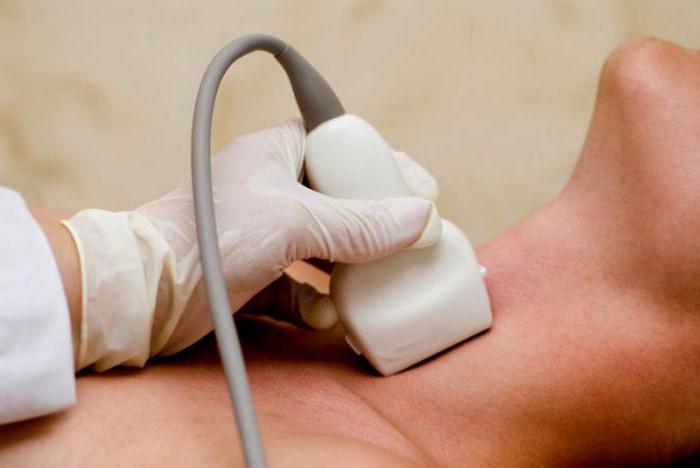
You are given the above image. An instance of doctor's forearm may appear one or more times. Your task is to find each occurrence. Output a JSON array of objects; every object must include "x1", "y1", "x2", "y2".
[{"x1": 30, "y1": 207, "x2": 82, "y2": 364}]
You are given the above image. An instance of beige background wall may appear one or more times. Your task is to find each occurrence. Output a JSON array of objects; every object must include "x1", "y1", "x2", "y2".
[{"x1": 2, "y1": 0, "x2": 699, "y2": 244}]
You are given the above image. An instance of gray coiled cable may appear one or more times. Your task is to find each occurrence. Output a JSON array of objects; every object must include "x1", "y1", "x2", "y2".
[{"x1": 191, "y1": 34, "x2": 344, "y2": 468}]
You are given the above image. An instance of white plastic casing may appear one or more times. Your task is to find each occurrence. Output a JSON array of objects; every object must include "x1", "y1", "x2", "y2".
[
  {"x1": 305, "y1": 114, "x2": 409, "y2": 199},
  {"x1": 305, "y1": 114, "x2": 492, "y2": 375},
  {"x1": 333, "y1": 219, "x2": 491, "y2": 375}
]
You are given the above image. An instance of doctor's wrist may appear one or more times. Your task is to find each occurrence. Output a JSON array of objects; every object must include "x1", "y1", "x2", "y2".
[{"x1": 30, "y1": 207, "x2": 82, "y2": 367}]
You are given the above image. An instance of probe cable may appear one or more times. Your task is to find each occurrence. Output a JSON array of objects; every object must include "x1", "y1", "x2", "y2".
[{"x1": 191, "y1": 34, "x2": 344, "y2": 468}]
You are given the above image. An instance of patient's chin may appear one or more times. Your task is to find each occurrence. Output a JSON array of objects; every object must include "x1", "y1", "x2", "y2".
[{"x1": 559, "y1": 38, "x2": 700, "y2": 301}]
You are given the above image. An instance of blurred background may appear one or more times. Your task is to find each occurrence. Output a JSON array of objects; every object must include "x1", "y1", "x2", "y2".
[{"x1": 1, "y1": 0, "x2": 699, "y2": 244}]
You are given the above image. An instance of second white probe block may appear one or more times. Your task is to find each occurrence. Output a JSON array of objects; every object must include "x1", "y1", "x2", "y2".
[{"x1": 331, "y1": 218, "x2": 492, "y2": 376}]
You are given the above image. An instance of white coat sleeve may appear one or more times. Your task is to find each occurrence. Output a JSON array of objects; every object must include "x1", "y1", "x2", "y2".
[{"x1": 0, "y1": 187, "x2": 76, "y2": 424}]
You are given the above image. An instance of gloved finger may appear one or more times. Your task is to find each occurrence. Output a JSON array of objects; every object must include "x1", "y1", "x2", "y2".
[
  {"x1": 215, "y1": 119, "x2": 306, "y2": 181},
  {"x1": 302, "y1": 195, "x2": 440, "y2": 264},
  {"x1": 392, "y1": 151, "x2": 440, "y2": 201},
  {"x1": 238, "y1": 275, "x2": 338, "y2": 330},
  {"x1": 288, "y1": 277, "x2": 338, "y2": 329}
]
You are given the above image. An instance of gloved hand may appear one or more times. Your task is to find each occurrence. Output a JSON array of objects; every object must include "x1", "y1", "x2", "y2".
[{"x1": 63, "y1": 119, "x2": 439, "y2": 371}]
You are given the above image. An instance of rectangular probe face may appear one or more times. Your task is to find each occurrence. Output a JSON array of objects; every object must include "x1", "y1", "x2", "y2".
[{"x1": 332, "y1": 218, "x2": 492, "y2": 375}]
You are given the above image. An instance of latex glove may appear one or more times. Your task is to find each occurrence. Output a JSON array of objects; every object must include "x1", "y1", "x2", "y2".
[{"x1": 63, "y1": 119, "x2": 439, "y2": 371}]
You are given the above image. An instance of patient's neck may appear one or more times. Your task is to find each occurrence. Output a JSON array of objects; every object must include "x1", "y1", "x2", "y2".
[
  {"x1": 355, "y1": 187, "x2": 700, "y2": 466},
  {"x1": 349, "y1": 47, "x2": 700, "y2": 465}
]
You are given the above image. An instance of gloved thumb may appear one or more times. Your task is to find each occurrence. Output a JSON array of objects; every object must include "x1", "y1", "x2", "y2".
[
  {"x1": 303, "y1": 195, "x2": 440, "y2": 264},
  {"x1": 237, "y1": 274, "x2": 338, "y2": 330}
]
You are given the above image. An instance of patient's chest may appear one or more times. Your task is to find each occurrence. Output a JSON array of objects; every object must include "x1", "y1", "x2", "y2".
[{"x1": 0, "y1": 328, "x2": 423, "y2": 467}]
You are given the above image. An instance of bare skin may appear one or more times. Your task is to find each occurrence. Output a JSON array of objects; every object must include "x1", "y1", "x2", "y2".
[
  {"x1": 29, "y1": 206, "x2": 82, "y2": 361},
  {"x1": 1, "y1": 37, "x2": 700, "y2": 466}
]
